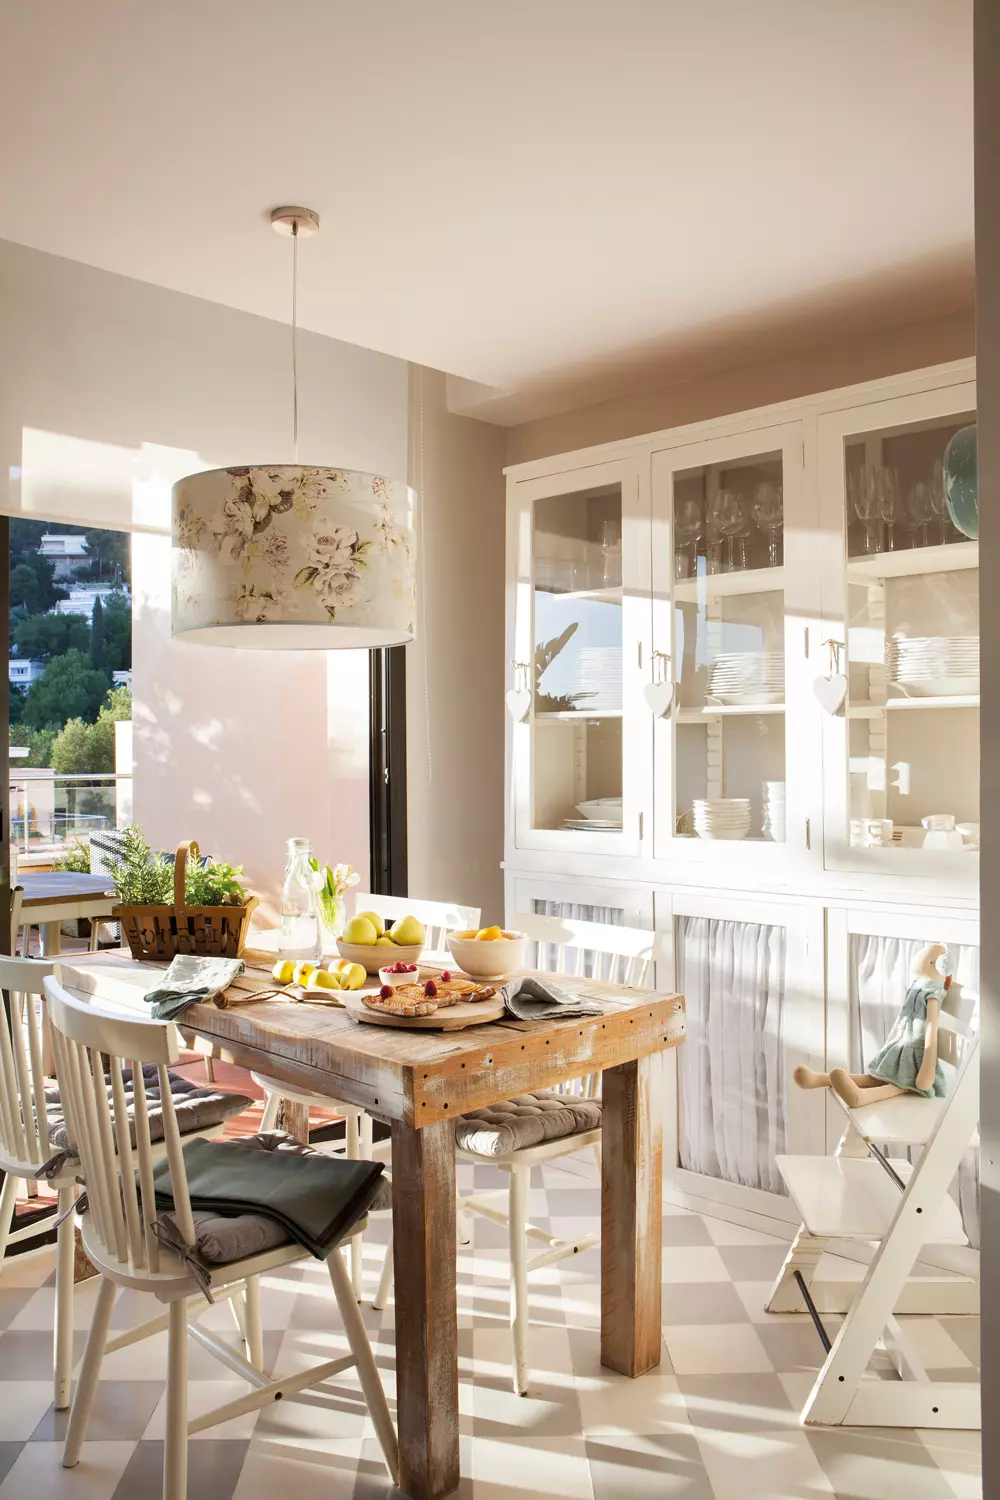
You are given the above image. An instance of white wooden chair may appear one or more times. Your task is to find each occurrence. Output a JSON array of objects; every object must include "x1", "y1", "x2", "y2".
[
  {"x1": 372, "y1": 912, "x2": 666, "y2": 1395},
  {"x1": 43, "y1": 972, "x2": 397, "y2": 1500},
  {"x1": 766, "y1": 986, "x2": 980, "y2": 1428},
  {"x1": 0, "y1": 953, "x2": 77, "y2": 1407},
  {"x1": 251, "y1": 892, "x2": 481, "y2": 1297}
]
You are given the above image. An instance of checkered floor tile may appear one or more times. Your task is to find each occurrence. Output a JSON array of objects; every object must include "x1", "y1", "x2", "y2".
[{"x1": 0, "y1": 1158, "x2": 979, "y2": 1499}]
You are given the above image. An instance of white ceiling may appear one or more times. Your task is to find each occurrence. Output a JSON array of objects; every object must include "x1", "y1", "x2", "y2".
[{"x1": 0, "y1": 0, "x2": 973, "y2": 423}]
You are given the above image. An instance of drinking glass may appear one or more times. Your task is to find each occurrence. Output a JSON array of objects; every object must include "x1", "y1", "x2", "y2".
[
  {"x1": 673, "y1": 497, "x2": 703, "y2": 579},
  {"x1": 707, "y1": 489, "x2": 748, "y2": 572},
  {"x1": 903, "y1": 480, "x2": 934, "y2": 549},
  {"x1": 849, "y1": 464, "x2": 882, "y2": 554},
  {"x1": 751, "y1": 481, "x2": 783, "y2": 567},
  {"x1": 600, "y1": 519, "x2": 622, "y2": 588},
  {"x1": 929, "y1": 457, "x2": 950, "y2": 544}
]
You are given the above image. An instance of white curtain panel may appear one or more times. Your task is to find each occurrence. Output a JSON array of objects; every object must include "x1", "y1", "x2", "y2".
[
  {"x1": 849, "y1": 935, "x2": 980, "y2": 1248},
  {"x1": 677, "y1": 916, "x2": 787, "y2": 1193},
  {"x1": 531, "y1": 899, "x2": 624, "y2": 978}
]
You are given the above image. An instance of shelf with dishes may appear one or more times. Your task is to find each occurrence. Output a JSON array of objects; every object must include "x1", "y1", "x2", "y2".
[
  {"x1": 673, "y1": 567, "x2": 784, "y2": 602},
  {"x1": 562, "y1": 796, "x2": 623, "y2": 833},
  {"x1": 848, "y1": 696, "x2": 979, "y2": 717}
]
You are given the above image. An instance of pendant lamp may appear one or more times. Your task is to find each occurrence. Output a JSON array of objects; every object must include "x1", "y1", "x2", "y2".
[{"x1": 171, "y1": 207, "x2": 416, "y2": 648}]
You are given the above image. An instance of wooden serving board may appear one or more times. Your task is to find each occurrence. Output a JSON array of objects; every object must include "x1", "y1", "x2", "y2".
[{"x1": 341, "y1": 991, "x2": 505, "y2": 1031}]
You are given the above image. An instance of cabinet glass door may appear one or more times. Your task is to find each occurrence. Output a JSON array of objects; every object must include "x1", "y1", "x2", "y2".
[
  {"x1": 651, "y1": 424, "x2": 809, "y2": 863},
  {"x1": 819, "y1": 386, "x2": 978, "y2": 876},
  {"x1": 510, "y1": 459, "x2": 648, "y2": 855}
]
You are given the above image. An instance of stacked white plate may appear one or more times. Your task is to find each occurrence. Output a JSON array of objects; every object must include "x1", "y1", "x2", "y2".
[
  {"x1": 565, "y1": 796, "x2": 623, "y2": 831},
  {"x1": 762, "y1": 781, "x2": 786, "y2": 841},
  {"x1": 707, "y1": 651, "x2": 784, "y2": 705},
  {"x1": 693, "y1": 798, "x2": 751, "y2": 840},
  {"x1": 566, "y1": 647, "x2": 622, "y2": 711},
  {"x1": 886, "y1": 635, "x2": 979, "y2": 697}
]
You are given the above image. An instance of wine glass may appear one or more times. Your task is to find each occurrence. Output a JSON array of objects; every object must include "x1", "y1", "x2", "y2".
[
  {"x1": 929, "y1": 457, "x2": 950, "y2": 545},
  {"x1": 751, "y1": 481, "x2": 783, "y2": 567},
  {"x1": 673, "y1": 498, "x2": 703, "y2": 579},
  {"x1": 849, "y1": 464, "x2": 882, "y2": 555},
  {"x1": 600, "y1": 519, "x2": 622, "y2": 587},
  {"x1": 876, "y1": 465, "x2": 902, "y2": 552},
  {"x1": 903, "y1": 481, "x2": 934, "y2": 549},
  {"x1": 708, "y1": 489, "x2": 748, "y2": 572}
]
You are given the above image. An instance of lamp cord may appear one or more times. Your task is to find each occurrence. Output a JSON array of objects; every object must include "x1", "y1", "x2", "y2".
[{"x1": 291, "y1": 221, "x2": 299, "y2": 463}]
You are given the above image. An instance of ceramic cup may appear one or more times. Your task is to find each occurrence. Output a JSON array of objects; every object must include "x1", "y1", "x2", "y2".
[
  {"x1": 922, "y1": 814, "x2": 957, "y2": 832},
  {"x1": 861, "y1": 818, "x2": 893, "y2": 847},
  {"x1": 957, "y1": 822, "x2": 980, "y2": 848}
]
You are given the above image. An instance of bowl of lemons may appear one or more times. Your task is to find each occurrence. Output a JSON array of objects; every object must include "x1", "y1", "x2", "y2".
[
  {"x1": 446, "y1": 925, "x2": 526, "y2": 980},
  {"x1": 336, "y1": 910, "x2": 425, "y2": 974}
]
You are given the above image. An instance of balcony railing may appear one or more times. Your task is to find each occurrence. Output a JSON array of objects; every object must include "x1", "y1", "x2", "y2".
[{"x1": 8, "y1": 771, "x2": 133, "y2": 855}]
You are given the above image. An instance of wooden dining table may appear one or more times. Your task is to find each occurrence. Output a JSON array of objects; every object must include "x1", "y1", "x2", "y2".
[
  {"x1": 60, "y1": 950, "x2": 685, "y2": 1500},
  {"x1": 19, "y1": 872, "x2": 117, "y2": 955}
]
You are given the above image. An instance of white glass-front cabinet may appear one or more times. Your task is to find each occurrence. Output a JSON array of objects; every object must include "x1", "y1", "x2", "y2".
[
  {"x1": 504, "y1": 873, "x2": 654, "y2": 930},
  {"x1": 657, "y1": 889, "x2": 824, "y2": 1219},
  {"x1": 818, "y1": 382, "x2": 978, "y2": 886},
  {"x1": 507, "y1": 457, "x2": 651, "y2": 856},
  {"x1": 650, "y1": 423, "x2": 819, "y2": 870}
]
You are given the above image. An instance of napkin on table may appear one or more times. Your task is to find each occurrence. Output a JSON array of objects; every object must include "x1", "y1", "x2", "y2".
[
  {"x1": 499, "y1": 975, "x2": 604, "y2": 1022},
  {"x1": 144, "y1": 954, "x2": 246, "y2": 1021}
]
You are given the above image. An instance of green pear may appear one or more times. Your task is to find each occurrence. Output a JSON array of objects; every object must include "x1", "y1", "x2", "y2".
[
  {"x1": 343, "y1": 915, "x2": 378, "y2": 945},
  {"x1": 388, "y1": 915, "x2": 426, "y2": 947},
  {"x1": 375, "y1": 934, "x2": 396, "y2": 947},
  {"x1": 355, "y1": 910, "x2": 385, "y2": 936}
]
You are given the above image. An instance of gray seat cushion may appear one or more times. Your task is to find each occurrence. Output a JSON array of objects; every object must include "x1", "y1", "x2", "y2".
[
  {"x1": 46, "y1": 1063, "x2": 252, "y2": 1152},
  {"x1": 455, "y1": 1091, "x2": 602, "y2": 1159}
]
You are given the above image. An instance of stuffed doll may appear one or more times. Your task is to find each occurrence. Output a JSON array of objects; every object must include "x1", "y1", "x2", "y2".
[{"x1": 794, "y1": 941, "x2": 951, "y2": 1108}]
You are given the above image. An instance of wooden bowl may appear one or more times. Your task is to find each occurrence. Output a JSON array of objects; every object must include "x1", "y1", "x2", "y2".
[
  {"x1": 446, "y1": 931, "x2": 525, "y2": 981},
  {"x1": 336, "y1": 939, "x2": 422, "y2": 975}
]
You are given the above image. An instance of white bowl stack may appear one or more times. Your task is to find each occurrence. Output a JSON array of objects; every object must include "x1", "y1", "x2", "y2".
[
  {"x1": 707, "y1": 651, "x2": 784, "y2": 704},
  {"x1": 887, "y1": 635, "x2": 979, "y2": 697},
  {"x1": 762, "y1": 781, "x2": 786, "y2": 841},
  {"x1": 693, "y1": 798, "x2": 751, "y2": 840}
]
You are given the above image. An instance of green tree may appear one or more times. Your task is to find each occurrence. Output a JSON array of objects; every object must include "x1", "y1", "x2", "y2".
[
  {"x1": 13, "y1": 613, "x2": 90, "y2": 660},
  {"x1": 49, "y1": 686, "x2": 131, "y2": 774},
  {"x1": 10, "y1": 563, "x2": 42, "y2": 614},
  {"x1": 90, "y1": 596, "x2": 105, "y2": 670},
  {"x1": 20, "y1": 650, "x2": 111, "y2": 730},
  {"x1": 84, "y1": 529, "x2": 130, "y2": 586},
  {"x1": 8, "y1": 726, "x2": 56, "y2": 767},
  {"x1": 102, "y1": 589, "x2": 131, "y2": 672}
]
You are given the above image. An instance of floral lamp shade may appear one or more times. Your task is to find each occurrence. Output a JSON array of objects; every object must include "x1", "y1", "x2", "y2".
[{"x1": 171, "y1": 465, "x2": 416, "y2": 648}]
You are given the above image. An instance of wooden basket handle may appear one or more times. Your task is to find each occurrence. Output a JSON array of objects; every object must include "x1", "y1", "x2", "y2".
[{"x1": 173, "y1": 840, "x2": 199, "y2": 910}]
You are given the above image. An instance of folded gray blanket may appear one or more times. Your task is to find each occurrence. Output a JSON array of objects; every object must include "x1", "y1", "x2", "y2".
[
  {"x1": 151, "y1": 1132, "x2": 384, "y2": 1260},
  {"x1": 500, "y1": 975, "x2": 604, "y2": 1022}
]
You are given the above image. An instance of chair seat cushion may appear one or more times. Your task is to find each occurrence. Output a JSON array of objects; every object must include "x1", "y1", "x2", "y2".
[
  {"x1": 456, "y1": 1091, "x2": 602, "y2": 1158},
  {"x1": 47, "y1": 1063, "x2": 252, "y2": 1152}
]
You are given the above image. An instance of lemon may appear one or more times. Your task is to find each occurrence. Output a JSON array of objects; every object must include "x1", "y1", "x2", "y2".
[
  {"x1": 292, "y1": 961, "x2": 318, "y2": 985},
  {"x1": 271, "y1": 959, "x2": 296, "y2": 984},
  {"x1": 475, "y1": 925, "x2": 503, "y2": 942}
]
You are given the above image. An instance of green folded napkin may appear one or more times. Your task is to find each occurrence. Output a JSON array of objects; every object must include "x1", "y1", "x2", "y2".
[
  {"x1": 151, "y1": 1134, "x2": 384, "y2": 1259},
  {"x1": 144, "y1": 955, "x2": 245, "y2": 1020}
]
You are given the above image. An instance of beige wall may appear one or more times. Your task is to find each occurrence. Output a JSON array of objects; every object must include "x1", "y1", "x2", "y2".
[
  {"x1": 406, "y1": 367, "x2": 507, "y2": 923},
  {"x1": 505, "y1": 309, "x2": 975, "y2": 465},
  {"x1": 0, "y1": 238, "x2": 408, "y2": 908}
]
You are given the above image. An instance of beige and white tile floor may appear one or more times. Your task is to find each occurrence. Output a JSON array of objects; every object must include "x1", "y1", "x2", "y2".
[{"x1": 0, "y1": 1159, "x2": 980, "y2": 1499}]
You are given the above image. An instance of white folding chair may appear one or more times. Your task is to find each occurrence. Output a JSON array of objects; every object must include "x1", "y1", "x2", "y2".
[
  {"x1": 0, "y1": 954, "x2": 76, "y2": 1407},
  {"x1": 251, "y1": 892, "x2": 481, "y2": 1297},
  {"x1": 766, "y1": 989, "x2": 980, "y2": 1428},
  {"x1": 436, "y1": 912, "x2": 665, "y2": 1396},
  {"x1": 44, "y1": 973, "x2": 396, "y2": 1500}
]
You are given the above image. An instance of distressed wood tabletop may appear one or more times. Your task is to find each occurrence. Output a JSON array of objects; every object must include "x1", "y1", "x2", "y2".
[{"x1": 60, "y1": 949, "x2": 685, "y2": 1500}]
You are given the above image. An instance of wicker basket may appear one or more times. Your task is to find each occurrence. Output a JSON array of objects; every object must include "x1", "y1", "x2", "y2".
[{"x1": 113, "y1": 840, "x2": 259, "y2": 960}]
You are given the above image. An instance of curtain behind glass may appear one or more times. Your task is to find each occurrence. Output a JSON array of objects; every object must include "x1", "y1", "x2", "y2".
[
  {"x1": 849, "y1": 935, "x2": 980, "y2": 1247},
  {"x1": 677, "y1": 916, "x2": 787, "y2": 1193},
  {"x1": 531, "y1": 898, "x2": 624, "y2": 978}
]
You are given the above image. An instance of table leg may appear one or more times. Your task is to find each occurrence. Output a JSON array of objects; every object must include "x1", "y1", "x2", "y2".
[
  {"x1": 390, "y1": 1118, "x2": 458, "y2": 1500},
  {"x1": 39, "y1": 921, "x2": 62, "y2": 958},
  {"x1": 274, "y1": 1099, "x2": 310, "y2": 1144},
  {"x1": 600, "y1": 1054, "x2": 663, "y2": 1377}
]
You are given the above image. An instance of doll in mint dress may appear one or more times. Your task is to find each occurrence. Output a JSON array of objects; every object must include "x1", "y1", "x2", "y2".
[{"x1": 794, "y1": 943, "x2": 950, "y2": 1108}]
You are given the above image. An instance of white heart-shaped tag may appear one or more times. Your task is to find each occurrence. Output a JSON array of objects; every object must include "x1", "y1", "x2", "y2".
[
  {"x1": 813, "y1": 673, "x2": 849, "y2": 716},
  {"x1": 506, "y1": 688, "x2": 532, "y2": 723},
  {"x1": 644, "y1": 681, "x2": 675, "y2": 717}
]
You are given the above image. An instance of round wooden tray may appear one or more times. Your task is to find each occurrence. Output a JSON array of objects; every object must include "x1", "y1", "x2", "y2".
[{"x1": 341, "y1": 991, "x2": 504, "y2": 1030}]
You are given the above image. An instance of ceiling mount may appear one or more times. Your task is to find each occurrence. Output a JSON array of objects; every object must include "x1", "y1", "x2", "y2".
[{"x1": 269, "y1": 205, "x2": 320, "y2": 237}]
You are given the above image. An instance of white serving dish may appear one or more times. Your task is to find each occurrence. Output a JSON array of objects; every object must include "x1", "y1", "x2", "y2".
[
  {"x1": 337, "y1": 938, "x2": 423, "y2": 975},
  {"x1": 378, "y1": 963, "x2": 421, "y2": 989},
  {"x1": 446, "y1": 930, "x2": 526, "y2": 980}
]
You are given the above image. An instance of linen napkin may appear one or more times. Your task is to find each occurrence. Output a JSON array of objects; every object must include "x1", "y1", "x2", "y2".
[
  {"x1": 500, "y1": 974, "x2": 604, "y2": 1022},
  {"x1": 144, "y1": 954, "x2": 245, "y2": 1021}
]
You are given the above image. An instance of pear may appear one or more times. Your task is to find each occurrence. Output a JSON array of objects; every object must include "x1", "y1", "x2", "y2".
[
  {"x1": 375, "y1": 934, "x2": 396, "y2": 947},
  {"x1": 292, "y1": 961, "x2": 319, "y2": 984},
  {"x1": 342, "y1": 962, "x2": 367, "y2": 990},
  {"x1": 308, "y1": 970, "x2": 341, "y2": 991},
  {"x1": 388, "y1": 915, "x2": 426, "y2": 947},
  {"x1": 355, "y1": 910, "x2": 385, "y2": 937},
  {"x1": 343, "y1": 915, "x2": 378, "y2": 945},
  {"x1": 271, "y1": 960, "x2": 296, "y2": 984}
]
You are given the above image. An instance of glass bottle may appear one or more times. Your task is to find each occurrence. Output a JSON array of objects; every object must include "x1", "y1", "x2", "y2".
[{"x1": 277, "y1": 837, "x2": 321, "y2": 962}]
